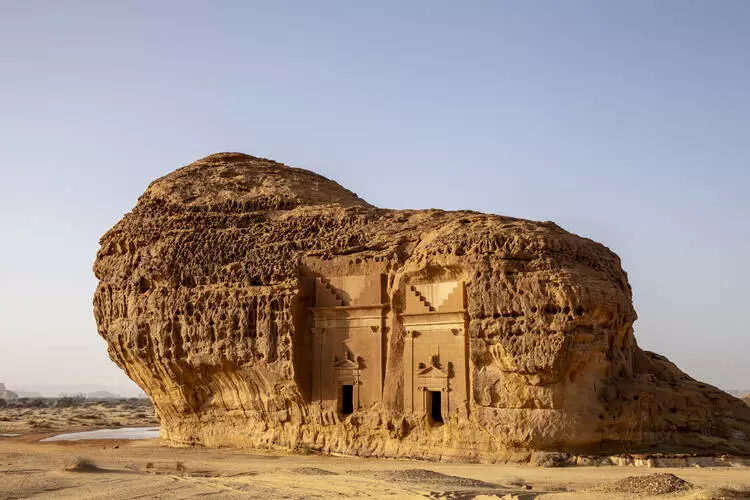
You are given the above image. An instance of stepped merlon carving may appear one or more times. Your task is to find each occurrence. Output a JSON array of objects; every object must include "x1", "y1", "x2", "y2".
[
  {"x1": 403, "y1": 281, "x2": 469, "y2": 420},
  {"x1": 310, "y1": 274, "x2": 387, "y2": 415}
]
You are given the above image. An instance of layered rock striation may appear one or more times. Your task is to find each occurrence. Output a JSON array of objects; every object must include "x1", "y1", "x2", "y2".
[{"x1": 93, "y1": 153, "x2": 750, "y2": 459}]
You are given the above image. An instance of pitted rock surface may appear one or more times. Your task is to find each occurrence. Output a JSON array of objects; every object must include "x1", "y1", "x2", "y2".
[{"x1": 93, "y1": 152, "x2": 750, "y2": 459}]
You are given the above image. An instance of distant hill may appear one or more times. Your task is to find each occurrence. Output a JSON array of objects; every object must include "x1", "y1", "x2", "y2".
[
  {"x1": 726, "y1": 390, "x2": 748, "y2": 397},
  {"x1": 14, "y1": 390, "x2": 43, "y2": 398},
  {"x1": 8, "y1": 384, "x2": 143, "y2": 398},
  {"x1": 743, "y1": 394, "x2": 750, "y2": 406},
  {"x1": 86, "y1": 391, "x2": 120, "y2": 400}
]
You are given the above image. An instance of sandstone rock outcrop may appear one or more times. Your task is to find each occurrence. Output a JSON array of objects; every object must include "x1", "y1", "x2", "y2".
[{"x1": 93, "y1": 153, "x2": 750, "y2": 459}]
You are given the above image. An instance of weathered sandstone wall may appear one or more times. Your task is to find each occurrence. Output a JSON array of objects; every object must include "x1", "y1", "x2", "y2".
[{"x1": 93, "y1": 153, "x2": 750, "y2": 460}]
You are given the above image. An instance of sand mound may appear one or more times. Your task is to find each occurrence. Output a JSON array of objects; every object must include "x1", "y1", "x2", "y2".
[
  {"x1": 597, "y1": 473, "x2": 693, "y2": 496},
  {"x1": 372, "y1": 468, "x2": 494, "y2": 488}
]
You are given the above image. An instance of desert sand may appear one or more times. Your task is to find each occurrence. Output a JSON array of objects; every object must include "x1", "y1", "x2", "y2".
[
  {"x1": 1, "y1": 403, "x2": 749, "y2": 499},
  {"x1": 2, "y1": 431, "x2": 749, "y2": 499}
]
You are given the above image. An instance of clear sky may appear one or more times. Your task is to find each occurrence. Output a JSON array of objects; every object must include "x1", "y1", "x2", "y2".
[{"x1": 0, "y1": 1, "x2": 748, "y2": 396}]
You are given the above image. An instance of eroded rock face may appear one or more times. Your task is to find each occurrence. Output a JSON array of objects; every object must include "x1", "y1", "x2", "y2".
[{"x1": 93, "y1": 152, "x2": 750, "y2": 459}]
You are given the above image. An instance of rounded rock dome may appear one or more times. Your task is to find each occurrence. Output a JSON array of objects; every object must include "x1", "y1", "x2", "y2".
[{"x1": 142, "y1": 152, "x2": 371, "y2": 210}]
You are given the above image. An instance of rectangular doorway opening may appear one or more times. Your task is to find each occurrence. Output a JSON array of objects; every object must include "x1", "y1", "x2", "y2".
[
  {"x1": 429, "y1": 390, "x2": 443, "y2": 424},
  {"x1": 341, "y1": 384, "x2": 354, "y2": 415}
]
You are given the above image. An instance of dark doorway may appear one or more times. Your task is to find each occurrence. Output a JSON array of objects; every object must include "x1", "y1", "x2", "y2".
[
  {"x1": 341, "y1": 385, "x2": 354, "y2": 415},
  {"x1": 429, "y1": 391, "x2": 443, "y2": 424}
]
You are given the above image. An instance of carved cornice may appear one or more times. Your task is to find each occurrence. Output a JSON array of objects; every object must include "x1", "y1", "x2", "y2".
[
  {"x1": 310, "y1": 304, "x2": 388, "y2": 312},
  {"x1": 400, "y1": 316, "x2": 468, "y2": 333}
]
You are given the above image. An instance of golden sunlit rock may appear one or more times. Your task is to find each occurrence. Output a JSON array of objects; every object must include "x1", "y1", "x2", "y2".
[{"x1": 93, "y1": 152, "x2": 750, "y2": 459}]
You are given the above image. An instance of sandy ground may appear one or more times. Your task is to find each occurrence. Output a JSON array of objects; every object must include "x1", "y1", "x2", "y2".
[
  {"x1": 1, "y1": 436, "x2": 749, "y2": 499},
  {"x1": 0, "y1": 403, "x2": 748, "y2": 499}
]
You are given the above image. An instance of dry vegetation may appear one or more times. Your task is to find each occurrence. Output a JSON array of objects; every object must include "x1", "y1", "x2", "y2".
[
  {"x1": 63, "y1": 456, "x2": 101, "y2": 472},
  {"x1": 0, "y1": 398, "x2": 157, "y2": 435}
]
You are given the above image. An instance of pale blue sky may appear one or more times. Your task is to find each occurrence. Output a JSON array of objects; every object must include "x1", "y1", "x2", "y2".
[{"x1": 0, "y1": 1, "x2": 748, "y2": 395}]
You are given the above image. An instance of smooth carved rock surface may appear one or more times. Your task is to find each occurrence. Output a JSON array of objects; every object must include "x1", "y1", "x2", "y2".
[{"x1": 93, "y1": 153, "x2": 750, "y2": 459}]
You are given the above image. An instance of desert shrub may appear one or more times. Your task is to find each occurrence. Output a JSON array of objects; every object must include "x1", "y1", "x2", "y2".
[
  {"x1": 64, "y1": 456, "x2": 100, "y2": 472},
  {"x1": 55, "y1": 397, "x2": 81, "y2": 408},
  {"x1": 18, "y1": 398, "x2": 48, "y2": 408},
  {"x1": 506, "y1": 477, "x2": 533, "y2": 490}
]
